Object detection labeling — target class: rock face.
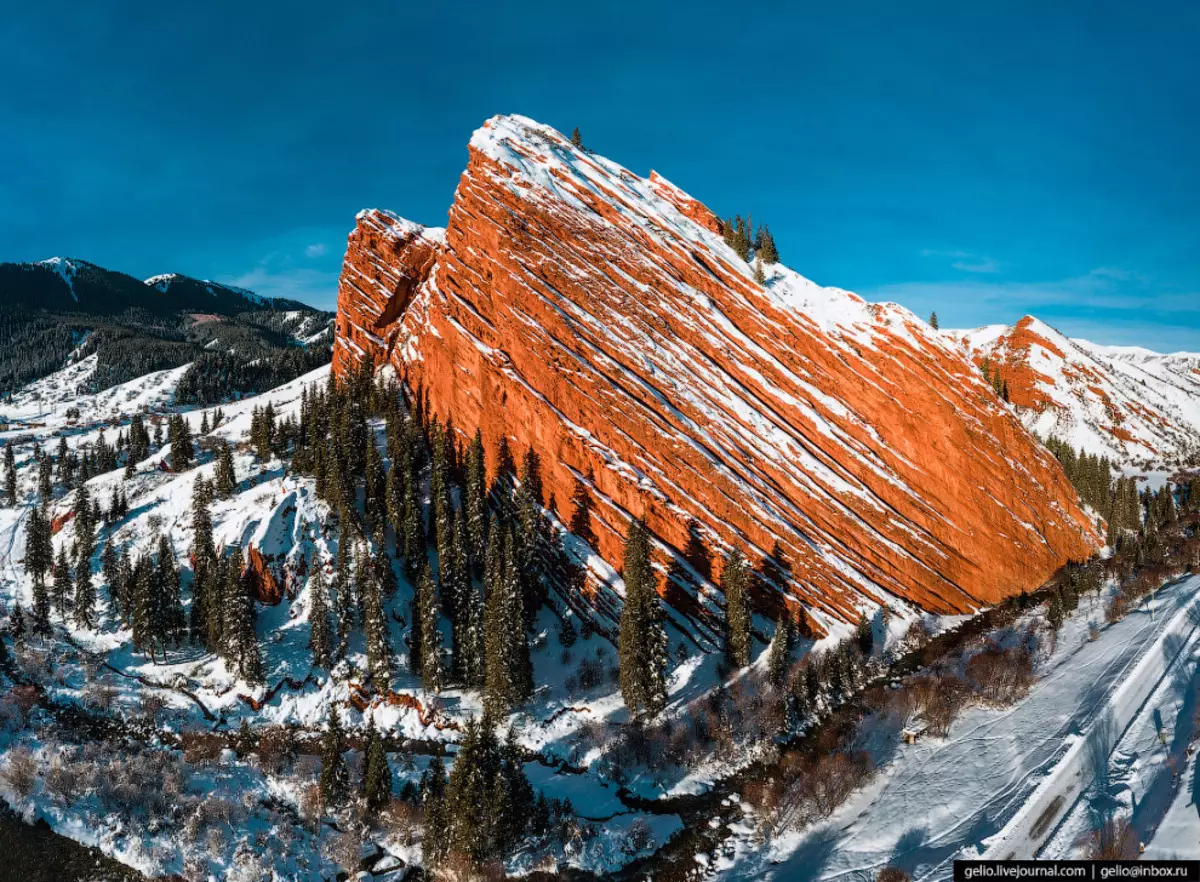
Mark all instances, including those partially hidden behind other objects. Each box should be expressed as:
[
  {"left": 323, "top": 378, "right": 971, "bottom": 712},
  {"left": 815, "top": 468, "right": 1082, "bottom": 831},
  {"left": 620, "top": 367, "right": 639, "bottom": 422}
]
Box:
[
  {"left": 334, "top": 114, "right": 1101, "bottom": 633},
  {"left": 953, "top": 317, "right": 1200, "bottom": 466}
]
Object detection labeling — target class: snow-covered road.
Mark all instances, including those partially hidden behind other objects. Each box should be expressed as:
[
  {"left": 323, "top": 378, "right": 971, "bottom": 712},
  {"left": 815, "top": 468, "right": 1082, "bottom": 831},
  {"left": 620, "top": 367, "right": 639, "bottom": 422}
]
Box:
[
  {"left": 985, "top": 577, "right": 1200, "bottom": 858},
  {"left": 729, "top": 575, "right": 1200, "bottom": 881}
]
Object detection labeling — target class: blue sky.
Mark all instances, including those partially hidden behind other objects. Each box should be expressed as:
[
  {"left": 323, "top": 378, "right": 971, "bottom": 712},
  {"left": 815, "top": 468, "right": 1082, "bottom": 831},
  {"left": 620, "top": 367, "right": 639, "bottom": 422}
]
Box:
[{"left": 2, "top": 1, "right": 1197, "bottom": 349}]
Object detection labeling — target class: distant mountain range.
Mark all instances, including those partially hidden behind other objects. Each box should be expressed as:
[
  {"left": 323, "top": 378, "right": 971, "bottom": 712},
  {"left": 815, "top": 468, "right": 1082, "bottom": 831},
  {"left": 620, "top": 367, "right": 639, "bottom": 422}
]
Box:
[
  {"left": 952, "top": 316, "right": 1200, "bottom": 468},
  {"left": 0, "top": 257, "right": 312, "bottom": 316},
  {"left": 0, "top": 257, "right": 333, "bottom": 401}
]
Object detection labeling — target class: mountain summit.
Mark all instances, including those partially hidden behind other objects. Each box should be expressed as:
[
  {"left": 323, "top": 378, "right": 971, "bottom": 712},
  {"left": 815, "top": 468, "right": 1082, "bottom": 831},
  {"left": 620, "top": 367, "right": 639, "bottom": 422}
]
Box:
[{"left": 332, "top": 114, "right": 1099, "bottom": 632}]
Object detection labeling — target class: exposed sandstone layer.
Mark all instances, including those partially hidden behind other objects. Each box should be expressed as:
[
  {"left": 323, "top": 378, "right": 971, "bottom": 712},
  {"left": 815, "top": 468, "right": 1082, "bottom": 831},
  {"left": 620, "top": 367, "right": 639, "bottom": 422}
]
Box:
[{"left": 334, "top": 115, "right": 1101, "bottom": 633}]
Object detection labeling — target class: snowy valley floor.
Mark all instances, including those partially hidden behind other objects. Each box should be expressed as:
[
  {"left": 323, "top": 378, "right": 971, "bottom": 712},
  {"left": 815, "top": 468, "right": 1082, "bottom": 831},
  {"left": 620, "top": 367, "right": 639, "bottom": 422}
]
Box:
[{"left": 713, "top": 576, "right": 1200, "bottom": 880}]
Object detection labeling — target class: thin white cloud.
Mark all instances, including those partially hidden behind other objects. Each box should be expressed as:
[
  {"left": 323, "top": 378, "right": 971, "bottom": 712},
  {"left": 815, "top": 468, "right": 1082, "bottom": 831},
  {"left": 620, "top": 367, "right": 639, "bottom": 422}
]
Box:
[
  {"left": 863, "top": 267, "right": 1199, "bottom": 351},
  {"left": 304, "top": 243, "right": 327, "bottom": 258},
  {"left": 921, "top": 248, "right": 1002, "bottom": 274},
  {"left": 218, "top": 252, "right": 338, "bottom": 310}
]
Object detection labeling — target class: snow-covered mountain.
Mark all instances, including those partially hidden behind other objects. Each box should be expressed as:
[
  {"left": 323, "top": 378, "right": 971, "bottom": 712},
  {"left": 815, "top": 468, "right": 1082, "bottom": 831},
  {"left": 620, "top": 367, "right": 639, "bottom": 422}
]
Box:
[
  {"left": 0, "top": 258, "right": 312, "bottom": 315},
  {"left": 333, "top": 114, "right": 1099, "bottom": 632},
  {"left": 951, "top": 316, "right": 1200, "bottom": 467}
]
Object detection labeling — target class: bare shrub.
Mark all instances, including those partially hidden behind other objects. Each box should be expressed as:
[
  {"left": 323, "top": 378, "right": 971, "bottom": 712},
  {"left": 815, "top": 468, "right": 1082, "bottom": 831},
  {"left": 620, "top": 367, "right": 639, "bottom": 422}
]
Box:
[
  {"left": 878, "top": 868, "right": 912, "bottom": 882},
  {"left": 1107, "top": 592, "right": 1129, "bottom": 624},
  {"left": 965, "top": 644, "right": 1035, "bottom": 705},
  {"left": 181, "top": 730, "right": 226, "bottom": 765},
  {"left": 1085, "top": 816, "right": 1138, "bottom": 859},
  {"left": 0, "top": 746, "right": 39, "bottom": 798},
  {"left": 44, "top": 750, "right": 83, "bottom": 803},
  {"left": 908, "top": 674, "right": 970, "bottom": 737},
  {"left": 255, "top": 724, "right": 296, "bottom": 774},
  {"left": 81, "top": 679, "right": 119, "bottom": 713},
  {"left": 382, "top": 798, "right": 422, "bottom": 846},
  {"left": 299, "top": 781, "right": 324, "bottom": 831},
  {"left": 324, "top": 827, "right": 364, "bottom": 873}
]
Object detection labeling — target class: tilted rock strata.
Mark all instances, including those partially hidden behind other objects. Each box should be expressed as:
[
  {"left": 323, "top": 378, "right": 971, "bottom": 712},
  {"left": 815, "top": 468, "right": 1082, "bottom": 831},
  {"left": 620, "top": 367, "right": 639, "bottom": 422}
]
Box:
[{"left": 334, "top": 115, "right": 1101, "bottom": 633}]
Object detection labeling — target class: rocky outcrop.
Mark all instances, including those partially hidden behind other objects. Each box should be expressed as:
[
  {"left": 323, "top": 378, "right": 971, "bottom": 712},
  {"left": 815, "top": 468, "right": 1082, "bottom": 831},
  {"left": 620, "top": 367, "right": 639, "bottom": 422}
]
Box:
[
  {"left": 244, "top": 545, "right": 284, "bottom": 606},
  {"left": 954, "top": 317, "right": 1200, "bottom": 466},
  {"left": 333, "top": 114, "right": 1101, "bottom": 633}
]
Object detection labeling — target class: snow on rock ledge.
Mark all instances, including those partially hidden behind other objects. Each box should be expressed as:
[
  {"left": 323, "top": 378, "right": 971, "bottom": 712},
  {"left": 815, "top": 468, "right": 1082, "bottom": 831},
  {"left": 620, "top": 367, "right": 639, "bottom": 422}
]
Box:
[{"left": 332, "top": 113, "right": 1101, "bottom": 633}]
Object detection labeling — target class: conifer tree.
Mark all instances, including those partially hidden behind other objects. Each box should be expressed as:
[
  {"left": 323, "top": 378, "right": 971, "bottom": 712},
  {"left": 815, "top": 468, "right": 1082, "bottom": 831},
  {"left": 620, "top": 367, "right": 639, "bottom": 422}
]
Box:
[
  {"left": 568, "top": 474, "right": 596, "bottom": 546},
  {"left": 190, "top": 478, "right": 217, "bottom": 644},
  {"left": 319, "top": 705, "right": 350, "bottom": 808},
  {"left": 38, "top": 455, "right": 52, "bottom": 501},
  {"left": 2, "top": 441, "right": 15, "bottom": 507},
  {"left": 364, "top": 432, "right": 386, "bottom": 528},
  {"left": 417, "top": 565, "right": 444, "bottom": 693},
  {"left": 25, "top": 505, "right": 52, "bottom": 593},
  {"left": 362, "top": 544, "right": 393, "bottom": 685},
  {"left": 223, "top": 547, "right": 261, "bottom": 681},
  {"left": 74, "top": 553, "right": 96, "bottom": 629},
  {"left": 115, "top": 546, "right": 134, "bottom": 625},
  {"left": 758, "top": 225, "right": 779, "bottom": 263},
  {"left": 215, "top": 441, "right": 237, "bottom": 498},
  {"left": 722, "top": 547, "right": 752, "bottom": 667},
  {"left": 131, "top": 552, "right": 156, "bottom": 657},
  {"left": 402, "top": 471, "right": 424, "bottom": 576},
  {"left": 52, "top": 545, "right": 73, "bottom": 621},
  {"left": 447, "top": 507, "right": 472, "bottom": 678},
  {"left": 156, "top": 535, "right": 186, "bottom": 647},
  {"left": 618, "top": 518, "right": 669, "bottom": 717},
  {"left": 855, "top": 611, "right": 873, "bottom": 656},
  {"left": 484, "top": 526, "right": 533, "bottom": 714},
  {"left": 308, "top": 563, "right": 334, "bottom": 668},
  {"left": 334, "top": 531, "right": 355, "bottom": 645},
  {"left": 362, "top": 717, "right": 393, "bottom": 813},
  {"left": 571, "top": 126, "right": 583, "bottom": 148},
  {"left": 768, "top": 614, "right": 791, "bottom": 687},
  {"left": 465, "top": 431, "right": 489, "bottom": 571},
  {"left": 928, "top": 311, "right": 939, "bottom": 330}
]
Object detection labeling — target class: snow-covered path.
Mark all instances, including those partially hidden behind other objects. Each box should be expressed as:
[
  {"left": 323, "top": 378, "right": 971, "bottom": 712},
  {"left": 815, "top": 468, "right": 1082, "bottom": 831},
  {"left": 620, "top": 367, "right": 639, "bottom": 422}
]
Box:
[
  {"left": 732, "top": 576, "right": 1200, "bottom": 881},
  {"left": 989, "top": 579, "right": 1200, "bottom": 858}
]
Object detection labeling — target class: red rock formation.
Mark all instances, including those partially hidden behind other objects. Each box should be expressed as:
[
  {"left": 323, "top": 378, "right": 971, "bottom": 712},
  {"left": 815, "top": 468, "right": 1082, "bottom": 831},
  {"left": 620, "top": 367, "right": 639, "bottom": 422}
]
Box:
[
  {"left": 334, "top": 115, "right": 1101, "bottom": 633},
  {"left": 244, "top": 545, "right": 283, "bottom": 606}
]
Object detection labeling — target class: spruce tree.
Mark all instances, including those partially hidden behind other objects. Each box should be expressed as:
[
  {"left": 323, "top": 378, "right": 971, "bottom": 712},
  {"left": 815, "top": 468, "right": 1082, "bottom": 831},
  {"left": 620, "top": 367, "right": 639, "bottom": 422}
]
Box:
[
  {"left": 571, "top": 126, "right": 583, "bottom": 148},
  {"left": 156, "top": 535, "right": 185, "bottom": 647},
  {"left": 362, "top": 717, "right": 393, "bottom": 813},
  {"left": 722, "top": 547, "right": 752, "bottom": 667},
  {"left": 618, "top": 518, "right": 669, "bottom": 717},
  {"left": 308, "top": 563, "right": 334, "bottom": 668},
  {"left": 568, "top": 475, "right": 596, "bottom": 546},
  {"left": 52, "top": 545, "right": 73, "bottom": 621},
  {"left": 483, "top": 526, "right": 532, "bottom": 714},
  {"left": 215, "top": 441, "right": 237, "bottom": 498},
  {"left": 465, "top": 430, "right": 489, "bottom": 572},
  {"left": 190, "top": 478, "right": 217, "bottom": 644},
  {"left": 362, "top": 544, "right": 393, "bottom": 685},
  {"left": 929, "top": 311, "right": 939, "bottom": 330},
  {"left": 417, "top": 565, "right": 444, "bottom": 693},
  {"left": 319, "top": 705, "right": 350, "bottom": 807},
  {"left": 73, "top": 554, "right": 96, "bottom": 629},
  {"left": 223, "top": 548, "right": 262, "bottom": 681},
  {"left": 38, "top": 455, "right": 52, "bottom": 501},
  {"left": 334, "top": 531, "right": 355, "bottom": 645},
  {"left": 2, "top": 441, "right": 15, "bottom": 506},
  {"left": 855, "top": 611, "right": 873, "bottom": 656},
  {"left": 768, "top": 614, "right": 791, "bottom": 687},
  {"left": 131, "top": 553, "right": 156, "bottom": 657}
]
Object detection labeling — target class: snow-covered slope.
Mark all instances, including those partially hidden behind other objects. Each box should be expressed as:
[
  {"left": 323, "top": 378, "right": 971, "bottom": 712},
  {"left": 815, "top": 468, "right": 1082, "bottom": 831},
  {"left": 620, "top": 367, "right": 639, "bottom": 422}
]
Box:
[{"left": 952, "top": 316, "right": 1200, "bottom": 466}]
